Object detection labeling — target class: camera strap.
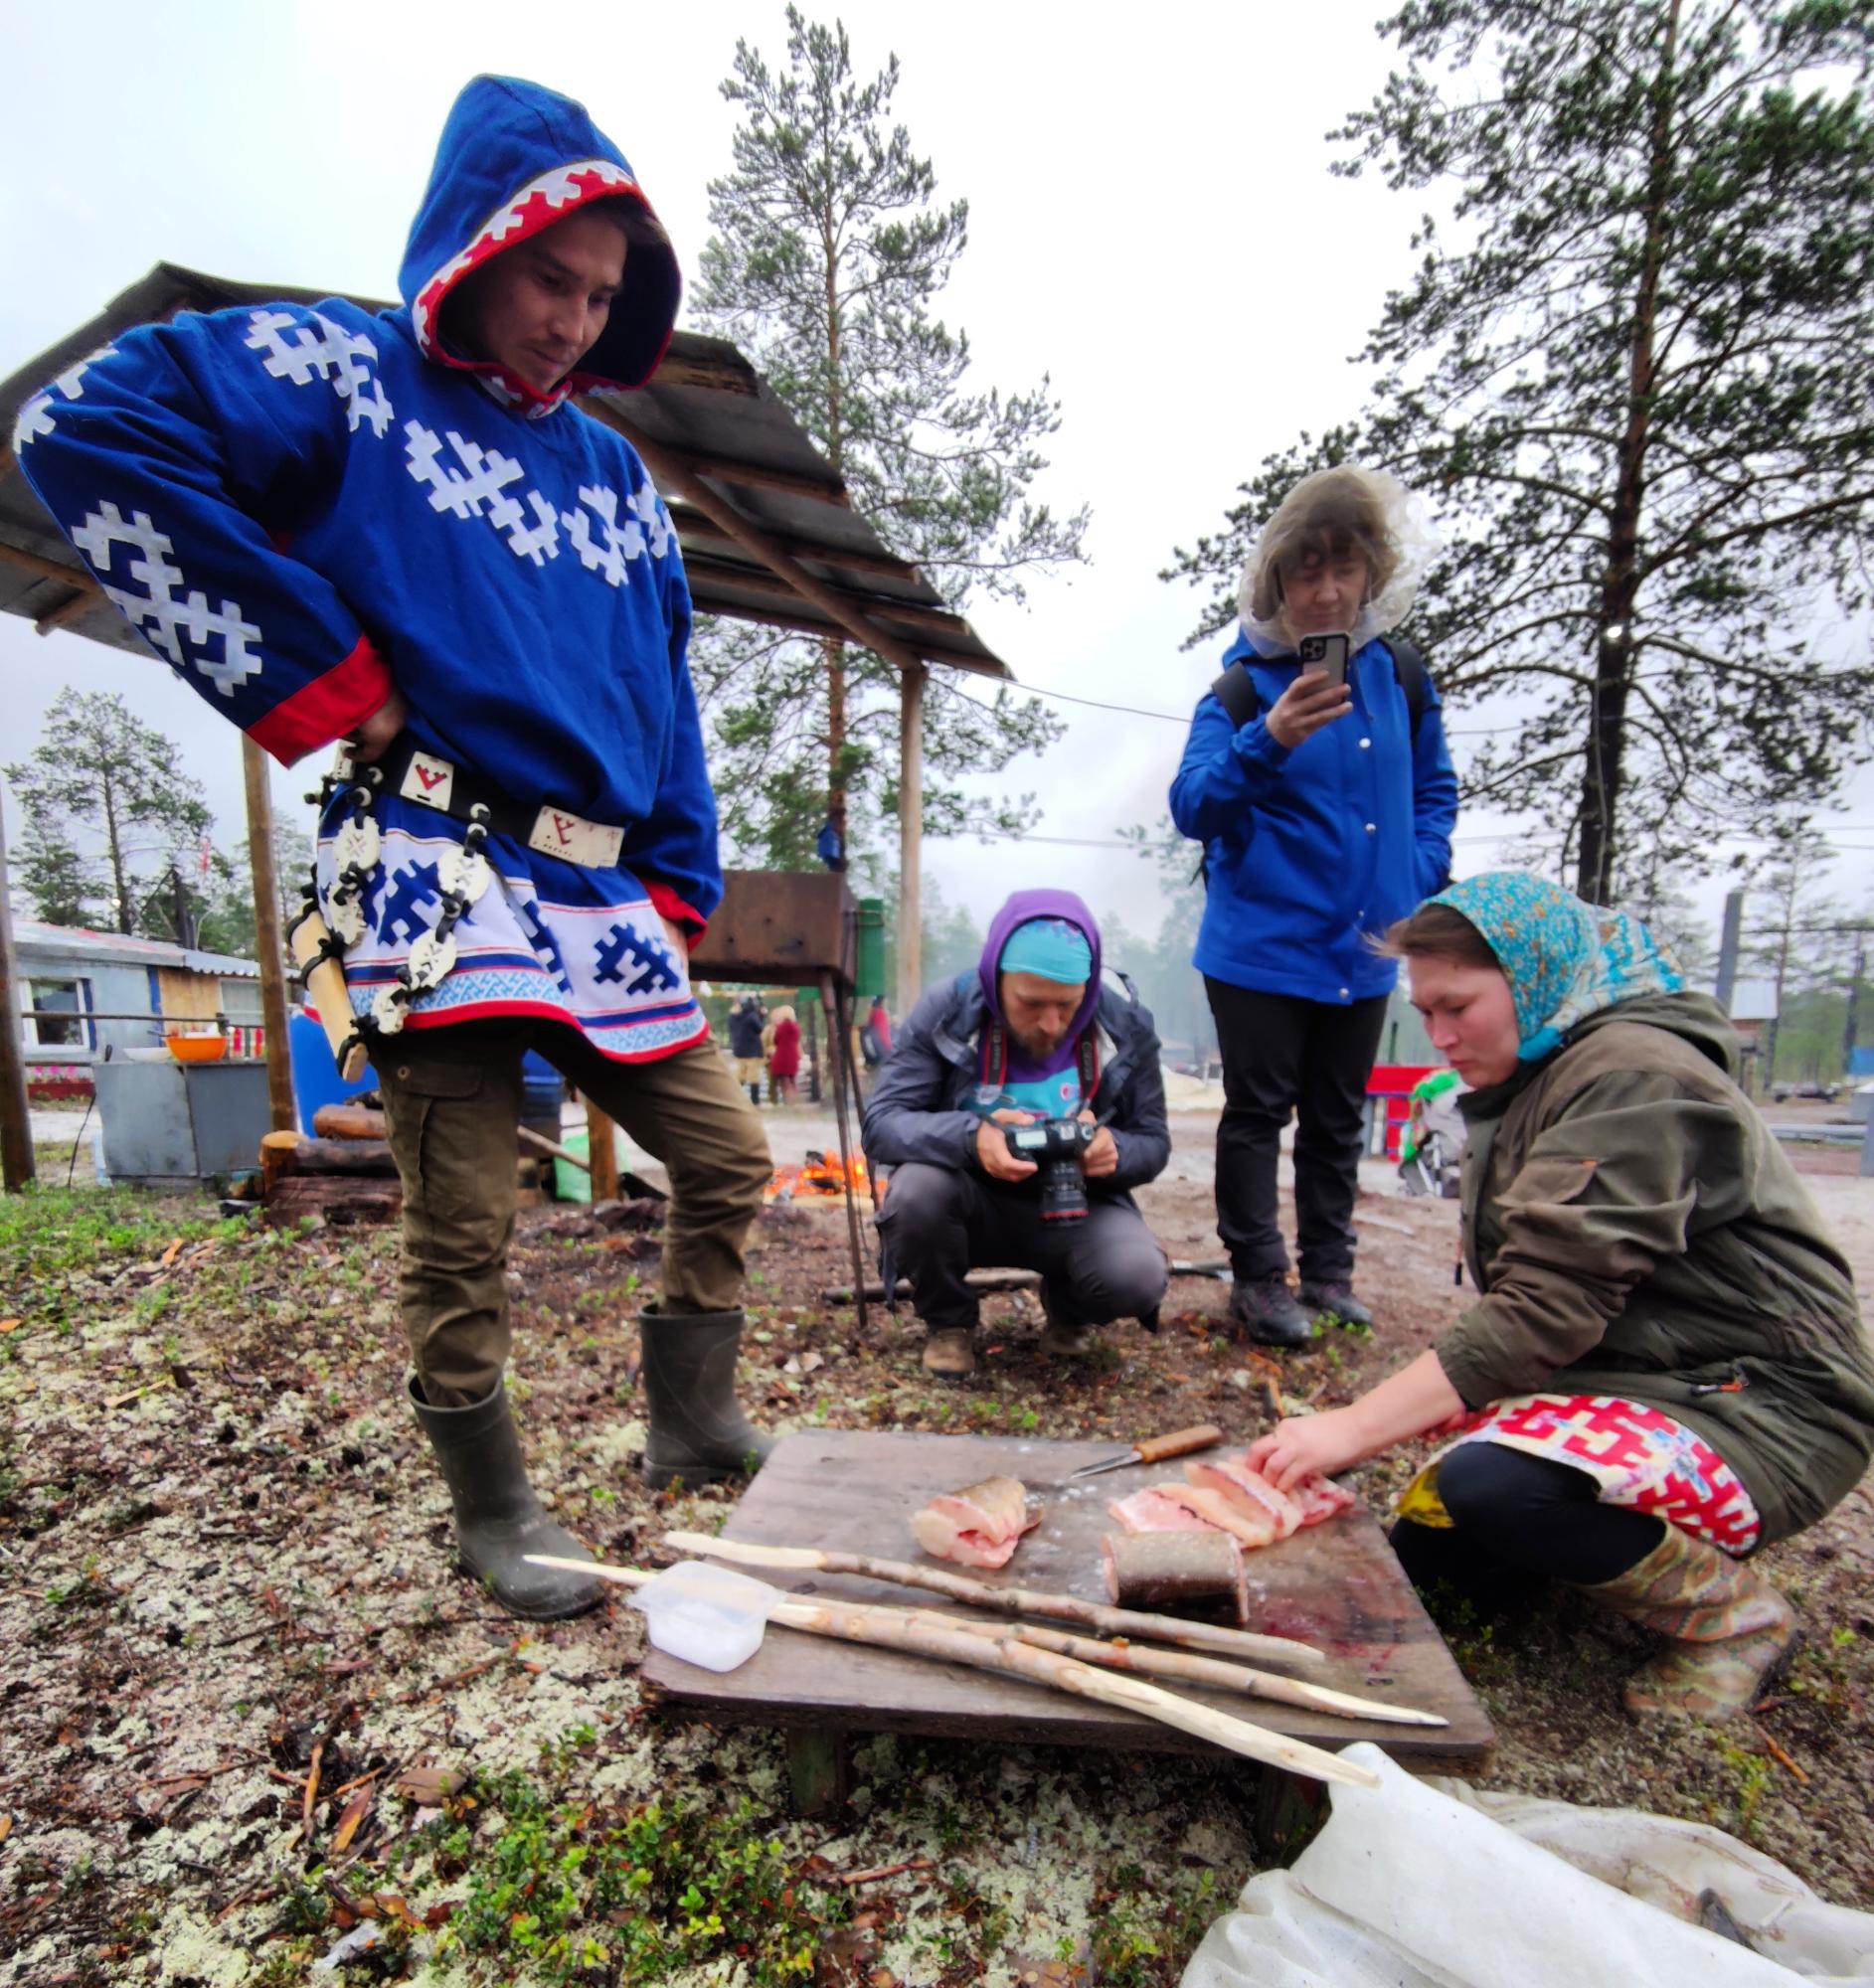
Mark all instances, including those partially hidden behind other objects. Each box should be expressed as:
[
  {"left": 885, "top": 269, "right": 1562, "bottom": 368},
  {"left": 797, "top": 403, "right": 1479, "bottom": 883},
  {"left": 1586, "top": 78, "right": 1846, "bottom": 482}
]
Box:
[{"left": 979, "top": 1021, "right": 1102, "bottom": 1107}]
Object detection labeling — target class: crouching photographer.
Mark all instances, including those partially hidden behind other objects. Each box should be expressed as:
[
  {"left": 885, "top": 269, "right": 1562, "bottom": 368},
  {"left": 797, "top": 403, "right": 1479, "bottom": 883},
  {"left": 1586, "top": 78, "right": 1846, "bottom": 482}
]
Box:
[{"left": 861, "top": 892, "right": 1171, "bottom": 1379}]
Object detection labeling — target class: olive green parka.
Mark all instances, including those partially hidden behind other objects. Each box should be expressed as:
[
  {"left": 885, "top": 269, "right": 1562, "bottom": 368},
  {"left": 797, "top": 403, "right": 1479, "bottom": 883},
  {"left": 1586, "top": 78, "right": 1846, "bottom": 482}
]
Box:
[{"left": 1437, "top": 992, "right": 1874, "bottom": 1547}]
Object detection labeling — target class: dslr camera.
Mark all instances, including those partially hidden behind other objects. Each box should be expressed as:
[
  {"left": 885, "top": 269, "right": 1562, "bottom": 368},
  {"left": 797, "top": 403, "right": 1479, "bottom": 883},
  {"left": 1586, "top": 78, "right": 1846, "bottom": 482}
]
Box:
[{"left": 1003, "top": 1117, "right": 1098, "bottom": 1223}]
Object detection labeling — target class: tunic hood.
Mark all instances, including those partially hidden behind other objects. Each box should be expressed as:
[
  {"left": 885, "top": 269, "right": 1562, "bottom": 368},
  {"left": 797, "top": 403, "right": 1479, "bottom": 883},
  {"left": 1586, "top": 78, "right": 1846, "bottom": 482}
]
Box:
[{"left": 400, "top": 75, "right": 681, "bottom": 413}]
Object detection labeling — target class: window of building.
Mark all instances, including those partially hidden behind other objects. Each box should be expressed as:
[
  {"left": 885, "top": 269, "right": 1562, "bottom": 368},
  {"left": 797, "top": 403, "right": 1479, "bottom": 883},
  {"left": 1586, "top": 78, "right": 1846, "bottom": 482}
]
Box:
[{"left": 28, "top": 977, "right": 93, "bottom": 1049}]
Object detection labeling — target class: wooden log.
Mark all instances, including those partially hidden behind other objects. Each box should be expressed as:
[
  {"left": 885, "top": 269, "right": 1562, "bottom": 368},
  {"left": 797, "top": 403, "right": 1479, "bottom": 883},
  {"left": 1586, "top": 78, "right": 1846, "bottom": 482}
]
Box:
[
  {"left": 517, "top": 1123, "right": 588, "bottom": 1172},
  {"left": 259, "top": 1129, "right": 300, "bottom": 1196},
  {"left": 660, "top": 1530, "right": 1324, "bottom": 1666},
  {"left": 263, "top": 1175, "right": 402, "bottom": 1227},
  {"left": 291, "top": 1136, "right": 398, "bottom": 1177},
  {"left": 1103, "top": 1532, "right": 1247, "bottom": 1626},
  {"left": 529, "top": 1560, "right": 1376, "bottom": 1788},
  {"left": 312, "top": 1103, "right": 387, "bottom": 1141}
]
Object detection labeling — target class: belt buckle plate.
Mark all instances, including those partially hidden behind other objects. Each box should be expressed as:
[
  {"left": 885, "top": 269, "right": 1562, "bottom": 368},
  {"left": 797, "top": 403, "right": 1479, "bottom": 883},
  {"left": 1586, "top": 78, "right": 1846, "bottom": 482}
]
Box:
[
  {"left": 528, "top": 805, "right": 624, "bottom": 869},
  {"left": 401, "top": 750, "right": 457, "bottom": 811}
]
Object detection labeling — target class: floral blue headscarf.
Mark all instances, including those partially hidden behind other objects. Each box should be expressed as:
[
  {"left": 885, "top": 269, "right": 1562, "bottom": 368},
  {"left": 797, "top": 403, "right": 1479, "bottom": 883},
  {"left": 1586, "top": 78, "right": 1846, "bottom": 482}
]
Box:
[{"left": 1427, "top": 872, "right": 1684, "bottom": 1065}]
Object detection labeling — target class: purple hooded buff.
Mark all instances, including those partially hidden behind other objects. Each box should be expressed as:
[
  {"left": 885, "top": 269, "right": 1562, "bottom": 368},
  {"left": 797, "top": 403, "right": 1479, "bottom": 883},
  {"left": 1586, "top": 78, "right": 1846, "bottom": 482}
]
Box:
[{"left": 977, "top": 889, "right": 1103, "bottom": 1082}]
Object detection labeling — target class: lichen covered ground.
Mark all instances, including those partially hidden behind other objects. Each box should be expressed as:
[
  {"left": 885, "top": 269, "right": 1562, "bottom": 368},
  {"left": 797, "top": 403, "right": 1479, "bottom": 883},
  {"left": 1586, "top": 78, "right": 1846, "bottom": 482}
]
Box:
[{"left": 2, "top": 1114, "right": 1868, "bottom": 1985}]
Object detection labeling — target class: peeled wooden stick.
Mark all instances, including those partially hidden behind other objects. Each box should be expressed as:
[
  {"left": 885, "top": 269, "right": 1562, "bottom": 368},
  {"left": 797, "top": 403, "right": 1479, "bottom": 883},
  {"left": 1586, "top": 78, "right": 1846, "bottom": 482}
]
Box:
[
  {"left": 660, "top": 1530, "right": 1324, "bottom": 1666},
  {"left": 914, "top": 1610, "right": 1444, "bottom": 1728},
  {"left": 527, "top": 1559, "right": 1375, "bottom": 1787}
]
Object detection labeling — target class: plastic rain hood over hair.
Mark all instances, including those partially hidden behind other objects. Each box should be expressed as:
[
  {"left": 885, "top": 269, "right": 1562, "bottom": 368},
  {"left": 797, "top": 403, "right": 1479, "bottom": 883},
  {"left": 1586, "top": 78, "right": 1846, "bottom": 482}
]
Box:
[{"left": 1236, "top": 469, "right": 1442, "bottom": 657}]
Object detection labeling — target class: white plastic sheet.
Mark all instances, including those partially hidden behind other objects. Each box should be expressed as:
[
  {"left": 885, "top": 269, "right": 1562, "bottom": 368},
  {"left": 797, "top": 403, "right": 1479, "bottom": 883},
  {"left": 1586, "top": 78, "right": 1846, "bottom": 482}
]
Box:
[{"left": 1180, "top": 1744, "right": 1874, "bottom": 1988}]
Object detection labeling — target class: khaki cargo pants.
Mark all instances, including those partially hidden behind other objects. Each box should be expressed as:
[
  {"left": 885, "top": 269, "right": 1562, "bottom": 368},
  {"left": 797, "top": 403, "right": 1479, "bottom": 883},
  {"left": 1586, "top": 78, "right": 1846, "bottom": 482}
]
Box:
[{"left": 374, "top": 1021, "right": 770, "bottom": 1407}]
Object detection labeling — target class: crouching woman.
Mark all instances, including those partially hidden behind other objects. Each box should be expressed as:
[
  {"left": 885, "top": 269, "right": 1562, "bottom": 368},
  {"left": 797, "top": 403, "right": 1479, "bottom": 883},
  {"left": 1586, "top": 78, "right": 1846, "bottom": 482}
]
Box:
[{"left": 1249, "top": 872, "right": 1874, "bottom": 1720}]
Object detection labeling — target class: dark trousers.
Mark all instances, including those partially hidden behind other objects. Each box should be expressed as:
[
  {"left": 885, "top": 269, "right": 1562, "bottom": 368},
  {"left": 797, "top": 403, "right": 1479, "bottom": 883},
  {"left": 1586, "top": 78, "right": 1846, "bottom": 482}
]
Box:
[
  {"left": 875, "top": 1162, "right": 1168, "bottom": 1333},
  {"left": 1391, "top": 1443, "right": 1666, "bottom": 1600},
  {"left": 1204, "top": 980, "right": 1390, "bottom": 1284},
  {"left": 375, "top": 1021, "right": 769, "bottom": 1406}
]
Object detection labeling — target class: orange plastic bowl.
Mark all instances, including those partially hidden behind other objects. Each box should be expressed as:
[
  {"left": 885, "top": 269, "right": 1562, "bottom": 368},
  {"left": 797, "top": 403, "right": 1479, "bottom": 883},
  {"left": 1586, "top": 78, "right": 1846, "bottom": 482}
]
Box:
[{"left": 165, "top": 1033, "right": 228, "bottom": 1065}]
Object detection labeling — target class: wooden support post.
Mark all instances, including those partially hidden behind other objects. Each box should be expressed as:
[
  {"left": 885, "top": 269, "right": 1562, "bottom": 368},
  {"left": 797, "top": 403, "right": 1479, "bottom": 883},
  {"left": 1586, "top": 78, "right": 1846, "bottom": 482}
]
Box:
[
  {"left": 0, "top": 789, "right": 37, "bottom": 1191},
  {"left": 586, "top": 1099, "right": 620, "bottom": 1203},
  {"left": 897, "top": 663, "right": 927, "bottom": 1020},
  {"left": 242, "top": 739, "right": 297, "bottom": 1133},
  {"left": 819, "top": 971, "right": 871, "bottom": 1342},
  {"left": 784, "top": 1729, "right": 850, "bottom": 1818}
]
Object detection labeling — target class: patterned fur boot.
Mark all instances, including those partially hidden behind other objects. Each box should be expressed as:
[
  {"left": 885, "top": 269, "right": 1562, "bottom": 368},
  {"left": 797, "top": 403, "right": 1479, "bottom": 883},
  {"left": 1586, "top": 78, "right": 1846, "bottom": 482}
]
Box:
[{"left": 1579, "top": 1524, "right": 1797, "bottom": 1720}]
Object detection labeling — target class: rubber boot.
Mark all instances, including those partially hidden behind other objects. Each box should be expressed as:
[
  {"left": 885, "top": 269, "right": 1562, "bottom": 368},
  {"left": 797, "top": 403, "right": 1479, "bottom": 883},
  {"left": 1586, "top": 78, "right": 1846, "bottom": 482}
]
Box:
[
  {"left": 1577, "top": 1524, "right": 1798, "bottom": 1720},
  {"left": 639, "top": 1304, "right": 774, "bottom": 1490},
  {"left": 409, "top": 1375, "right": 599, "bottom": 1620}
]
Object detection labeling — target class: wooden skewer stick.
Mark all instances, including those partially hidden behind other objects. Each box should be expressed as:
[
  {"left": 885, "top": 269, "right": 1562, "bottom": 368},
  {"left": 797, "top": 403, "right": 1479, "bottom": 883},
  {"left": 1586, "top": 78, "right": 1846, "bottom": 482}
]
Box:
[
  {"left": 912, "top": 1609, "right": 1444, "bottom": 1728},
  {"left": 659, "top": 1530, "right": 1325, "bottom": 1666},
  {"left": 527, "top": 1559, "right": 1376, "bottom": 1788}
]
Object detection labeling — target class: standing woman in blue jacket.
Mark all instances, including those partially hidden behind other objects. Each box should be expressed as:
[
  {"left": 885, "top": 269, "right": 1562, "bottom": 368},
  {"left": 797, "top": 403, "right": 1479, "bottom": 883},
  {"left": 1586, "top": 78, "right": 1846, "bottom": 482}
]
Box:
[{"left": 1170, "top": 468, "right": 1458, "bottom": 1344}]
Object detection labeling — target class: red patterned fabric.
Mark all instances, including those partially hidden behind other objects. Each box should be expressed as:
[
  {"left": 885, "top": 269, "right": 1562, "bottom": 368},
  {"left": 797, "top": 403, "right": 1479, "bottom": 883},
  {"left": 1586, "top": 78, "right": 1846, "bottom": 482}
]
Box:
[{"left": 1436, "top": 1393, "right": 1762, "bottom": 1555}]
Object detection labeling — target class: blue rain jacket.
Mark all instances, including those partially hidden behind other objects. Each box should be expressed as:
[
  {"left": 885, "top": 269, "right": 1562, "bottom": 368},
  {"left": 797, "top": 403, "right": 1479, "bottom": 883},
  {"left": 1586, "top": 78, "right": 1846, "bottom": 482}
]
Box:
[{"left": 1169, "top": 631, "right": 1458, "bottom": 1003}]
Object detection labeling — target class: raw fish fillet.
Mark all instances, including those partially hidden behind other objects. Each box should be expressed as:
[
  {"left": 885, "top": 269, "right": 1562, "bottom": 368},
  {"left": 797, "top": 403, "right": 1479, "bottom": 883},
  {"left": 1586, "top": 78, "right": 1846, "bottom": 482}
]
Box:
[
  {"left": 1184, "top": 1456, "right": 1305, "bottom": 1542},
  {"left": 1141, "top": 1480, "right": 1284, "bottom": 1550},
  {"left": 1107, "top": 1487, "right": 1219, "bottom": 1535},
  {"left": 1286, "top": 1472, "right": 1356, "bottom": 1528},
  {"left": 912, "top": 1474, "right": 1041, "bottom": 1569}
]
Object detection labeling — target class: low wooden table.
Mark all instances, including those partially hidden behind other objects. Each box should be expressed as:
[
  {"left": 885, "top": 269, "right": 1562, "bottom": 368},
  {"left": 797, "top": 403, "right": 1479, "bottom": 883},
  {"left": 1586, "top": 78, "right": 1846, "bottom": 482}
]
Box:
[{"left": 641, "top": 1430, "right": 1494, "bottom": 1812}]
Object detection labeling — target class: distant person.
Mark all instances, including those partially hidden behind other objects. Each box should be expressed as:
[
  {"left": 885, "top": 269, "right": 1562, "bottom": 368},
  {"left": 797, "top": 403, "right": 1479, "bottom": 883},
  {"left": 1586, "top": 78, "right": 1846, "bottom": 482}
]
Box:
[
  {"left": 862, "top": 892, "right": 1169, "bottom": 1378},
  {"left": 768, "top": 1004, "right": 801, "bottom": 1104},
  {"left": 860, "top": 994, "right": 892, "bottom": 1071},
  {"left": 728, "top": 993, "right": 767, "bottom": 1107},
  {"left": 1169, "top": 466, "right": 1457, "bottom": 1346},
  {"left": 1251, "top": 873, "right": 1874, "bottom": 1721}
]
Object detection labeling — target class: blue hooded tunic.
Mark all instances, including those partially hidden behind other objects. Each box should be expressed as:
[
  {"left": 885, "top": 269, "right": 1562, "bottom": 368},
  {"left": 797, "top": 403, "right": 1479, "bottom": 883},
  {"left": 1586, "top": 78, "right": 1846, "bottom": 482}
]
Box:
[{"left": 15, "top": 76, "right": 716, "bottom": 1063}]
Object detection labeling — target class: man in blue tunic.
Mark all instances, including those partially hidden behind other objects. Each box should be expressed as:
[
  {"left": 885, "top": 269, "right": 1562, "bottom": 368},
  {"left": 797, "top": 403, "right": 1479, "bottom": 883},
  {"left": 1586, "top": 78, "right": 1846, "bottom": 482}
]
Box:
[{"left": 15, "top": 76, "right": 772, "bottom": 1617}]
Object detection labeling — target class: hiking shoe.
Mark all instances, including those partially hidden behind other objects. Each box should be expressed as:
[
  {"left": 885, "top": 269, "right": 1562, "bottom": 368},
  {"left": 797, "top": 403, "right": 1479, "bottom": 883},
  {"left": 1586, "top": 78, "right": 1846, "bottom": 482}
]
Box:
[
  {"left": 921, "top": 1327, "right": 977, "bottom": 1378},
  {"left": 1227, "top": 1277, "right": 1311, "bottom": 1347},
  {"left": 1300, "top": 1280, "right": 1373, "bottom": 1330},
  {"left": 1039, "top": 1319, "right": 1097, "bottom": 1359}
]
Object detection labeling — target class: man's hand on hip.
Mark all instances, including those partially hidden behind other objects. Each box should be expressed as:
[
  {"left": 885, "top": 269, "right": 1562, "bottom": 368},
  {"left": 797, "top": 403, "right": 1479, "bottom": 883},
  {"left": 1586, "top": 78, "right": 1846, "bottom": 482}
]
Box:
[
  {"left": 658, "top": 913, "right": 691, "bottom": 962},
  {"left": 348, "top": 686, "right": 410, "bottom": 763},
  {"left": 976, "top": 1108, "right": 1039, "bottom": 1182}
]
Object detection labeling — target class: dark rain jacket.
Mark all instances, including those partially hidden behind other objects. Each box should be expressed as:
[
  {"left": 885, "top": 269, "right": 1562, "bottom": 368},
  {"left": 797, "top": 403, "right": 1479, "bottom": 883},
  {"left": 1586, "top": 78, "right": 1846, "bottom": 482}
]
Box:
[
  {"left": 1438, "top": 991, "right": 1874, "bottom": 1547},
  {"left": 862, "top": 973, "right": 1171, "bottom": 1201}
]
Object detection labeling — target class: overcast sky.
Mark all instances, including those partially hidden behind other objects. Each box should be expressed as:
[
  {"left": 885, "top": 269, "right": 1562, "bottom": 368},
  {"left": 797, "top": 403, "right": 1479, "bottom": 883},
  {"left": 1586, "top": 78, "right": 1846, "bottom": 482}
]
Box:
[{"left": 4, "top": 0, "right": 1869, "bottom": 958}]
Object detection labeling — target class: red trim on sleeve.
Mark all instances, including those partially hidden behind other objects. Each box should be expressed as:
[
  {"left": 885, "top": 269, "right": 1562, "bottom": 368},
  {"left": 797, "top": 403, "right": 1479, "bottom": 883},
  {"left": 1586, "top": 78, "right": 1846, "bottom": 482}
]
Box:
[
  {"left": 645, "top": 879, "right": 708, "bottom": 941},
  {"left": 248, "top": 635, "right": 394, "bottom": 765}
]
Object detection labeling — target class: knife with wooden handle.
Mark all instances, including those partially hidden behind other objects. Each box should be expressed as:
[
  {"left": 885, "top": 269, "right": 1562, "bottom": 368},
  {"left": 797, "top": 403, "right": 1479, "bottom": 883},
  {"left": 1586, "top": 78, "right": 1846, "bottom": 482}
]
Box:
[{"left": 1067, "top": 1424, "right": 1224, "bottom": 1480}]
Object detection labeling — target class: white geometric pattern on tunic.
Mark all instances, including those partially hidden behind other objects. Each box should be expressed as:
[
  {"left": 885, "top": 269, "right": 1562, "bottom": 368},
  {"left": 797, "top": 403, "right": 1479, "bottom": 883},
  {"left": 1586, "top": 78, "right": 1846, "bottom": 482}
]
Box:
[
  {"left": 70, "top": 501, "right": 262, "bottom": 695},
  {"left": 315, "top": 821, "right": 707, "bottom": 1063},
  {"left": 402, "top": 419, "right": 562, "bottom": 565},
  {"left": 11, "top": 346, "right": 119, "bottom": 453},
  {"left": 563, "top": 483, "right": 643, "bottom": 585},
  {"left": 244, "top": 310, "right": 394, "bottom": 438}
]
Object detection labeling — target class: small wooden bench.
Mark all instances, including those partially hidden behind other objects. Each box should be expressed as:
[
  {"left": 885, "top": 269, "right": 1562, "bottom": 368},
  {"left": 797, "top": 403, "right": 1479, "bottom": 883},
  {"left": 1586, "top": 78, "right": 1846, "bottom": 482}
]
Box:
[{"left": 641, "top": 1430, "right": 1493, "bottom": 1816}]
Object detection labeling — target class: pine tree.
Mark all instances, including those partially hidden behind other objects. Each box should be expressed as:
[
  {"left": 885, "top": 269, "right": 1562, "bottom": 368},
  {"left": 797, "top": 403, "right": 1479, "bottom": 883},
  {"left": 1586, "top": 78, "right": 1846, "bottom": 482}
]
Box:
[
  {"left": 14, "top": 810, "right": 100, "bottom": 928},
  {"left": 692, "top": 7, "right": 1087, "bottom": 867},
  {"left": 6, "top": 692, "right": 212, "bottom": 934},
  {"left": 1163, "top": 1, "right": 1874, "bottom": 903}
]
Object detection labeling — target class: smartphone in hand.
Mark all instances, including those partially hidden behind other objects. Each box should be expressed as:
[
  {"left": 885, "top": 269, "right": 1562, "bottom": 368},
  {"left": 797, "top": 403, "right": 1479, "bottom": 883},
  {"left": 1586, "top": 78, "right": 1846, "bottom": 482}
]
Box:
[{"left": 1296, "top": 632, "right": 1351, "bottom": 687}]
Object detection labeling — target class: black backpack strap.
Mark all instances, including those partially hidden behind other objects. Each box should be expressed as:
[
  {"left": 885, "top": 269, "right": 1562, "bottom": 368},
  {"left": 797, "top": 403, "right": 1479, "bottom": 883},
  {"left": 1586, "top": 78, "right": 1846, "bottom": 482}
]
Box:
[
  {"left": 1209, "top": 660, "right": 1261, "bottom": 729},
  {"left": 1383, "top": 635, "right": 1431, "bottom": 740}
]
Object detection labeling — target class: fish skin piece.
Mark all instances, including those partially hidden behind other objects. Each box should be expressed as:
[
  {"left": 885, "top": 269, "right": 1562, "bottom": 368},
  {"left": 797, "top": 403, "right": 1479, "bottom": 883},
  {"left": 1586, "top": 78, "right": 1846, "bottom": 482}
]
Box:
[
  {"left": 1106, "top": 1487, "right": 1220, "bottom": 1535},
  {"left": 1185, "top": 1457, "right": 1305, "bottom": 1541},
  {"left": 912, "top": 1474, "right": 1041, "bottom": 1567}
]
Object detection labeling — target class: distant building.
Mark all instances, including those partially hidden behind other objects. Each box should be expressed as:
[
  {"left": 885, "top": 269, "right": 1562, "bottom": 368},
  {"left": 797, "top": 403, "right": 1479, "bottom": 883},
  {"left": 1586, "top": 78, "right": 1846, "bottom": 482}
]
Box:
[{"left": 13, "top": 920, "right": 262, "bottom": 1082}]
